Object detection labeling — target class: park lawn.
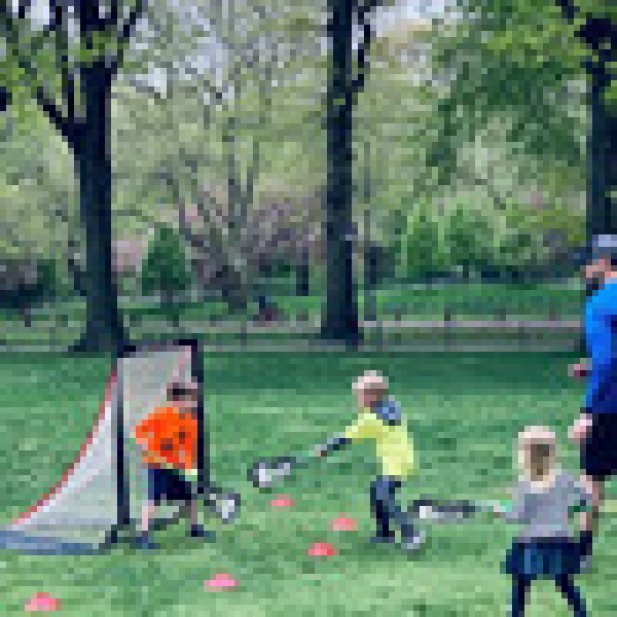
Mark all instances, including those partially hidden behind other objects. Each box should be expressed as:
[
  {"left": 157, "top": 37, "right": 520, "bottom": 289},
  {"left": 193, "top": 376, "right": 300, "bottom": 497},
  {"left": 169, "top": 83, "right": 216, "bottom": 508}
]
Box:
[{"left": 0, "top": 351, "right": 615, "bottom": 616}]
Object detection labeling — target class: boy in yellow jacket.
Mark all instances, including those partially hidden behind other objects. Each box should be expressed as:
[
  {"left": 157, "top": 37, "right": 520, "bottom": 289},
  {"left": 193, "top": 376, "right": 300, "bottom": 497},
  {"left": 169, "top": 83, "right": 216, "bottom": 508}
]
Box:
[{"left": 315, "top": 370, "right": 423, "bottom": 552}]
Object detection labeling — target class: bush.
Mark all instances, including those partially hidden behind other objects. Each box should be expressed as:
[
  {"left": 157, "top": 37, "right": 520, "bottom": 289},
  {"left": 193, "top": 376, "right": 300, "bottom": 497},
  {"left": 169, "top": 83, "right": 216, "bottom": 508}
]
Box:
[
  {"left": 399, "top": 204, "right": 448, "bottom": 281},
  {"left": 443, "top": 203, "right": 496, "bottom": 280},
  {"left": 0, "top": 257, "right": 58, "bottom": 325},
  {"left": 141, "top": 224, "right": 192, "bottom": 325}
]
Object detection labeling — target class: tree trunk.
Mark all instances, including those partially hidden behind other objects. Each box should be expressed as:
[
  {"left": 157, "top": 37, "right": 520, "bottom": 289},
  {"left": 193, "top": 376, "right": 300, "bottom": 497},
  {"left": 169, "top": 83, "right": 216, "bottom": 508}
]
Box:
[
  {"left": 295, "top": 249, "right": 310, "bottom": 297},
  {"left": 71, "top": 63, "right": 126, "bottom": 353},
  {"left": 321, "top": 0, "right": 360, "bottom": 348},
  {"left": 364, "top": 244, "right": 379, "bottom": 322},
  {"left": 587, "top": 65, "right": 617, "bottom": 238}
]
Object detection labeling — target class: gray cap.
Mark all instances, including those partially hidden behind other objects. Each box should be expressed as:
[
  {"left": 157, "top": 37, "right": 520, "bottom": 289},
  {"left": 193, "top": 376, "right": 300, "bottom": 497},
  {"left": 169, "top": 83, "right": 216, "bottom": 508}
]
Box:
[{"left": 591, "top": 234, "right": 617, "bottom": 261}]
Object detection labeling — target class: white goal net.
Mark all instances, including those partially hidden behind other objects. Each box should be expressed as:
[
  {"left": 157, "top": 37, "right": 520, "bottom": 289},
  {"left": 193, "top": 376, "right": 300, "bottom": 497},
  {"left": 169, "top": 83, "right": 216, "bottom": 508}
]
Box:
[{"left": 0, "top": 341, "right": 199, "bottom": 555}]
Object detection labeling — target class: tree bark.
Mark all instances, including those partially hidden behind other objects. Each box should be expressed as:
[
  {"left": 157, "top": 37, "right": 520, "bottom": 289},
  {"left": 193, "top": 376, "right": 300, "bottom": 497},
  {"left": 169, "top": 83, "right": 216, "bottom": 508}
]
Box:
[
  {"left": 321, "top": 0, "right": 360, "bottom": 347},
  {"left": 70, "top": 63, "right": 126, "bottom": 353},
  {"left": 295, "top": 248, "right": 310, "bottom": 297},
  {"left": 587, "top": 63, "right": 617, "bottom": 237}
]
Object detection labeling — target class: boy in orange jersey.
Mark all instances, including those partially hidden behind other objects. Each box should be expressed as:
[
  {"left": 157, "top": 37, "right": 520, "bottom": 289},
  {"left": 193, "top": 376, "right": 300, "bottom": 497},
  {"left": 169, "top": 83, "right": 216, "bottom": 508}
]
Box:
[{"left": 132, "top": 381, "right": 214, "bottom": 549}]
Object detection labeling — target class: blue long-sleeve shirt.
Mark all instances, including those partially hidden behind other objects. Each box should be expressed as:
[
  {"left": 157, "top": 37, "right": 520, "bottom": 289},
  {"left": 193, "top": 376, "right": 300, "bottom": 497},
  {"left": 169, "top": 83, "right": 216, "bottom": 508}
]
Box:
[{"left": 584, "top": 280, "right": 617, "bottom": 414}]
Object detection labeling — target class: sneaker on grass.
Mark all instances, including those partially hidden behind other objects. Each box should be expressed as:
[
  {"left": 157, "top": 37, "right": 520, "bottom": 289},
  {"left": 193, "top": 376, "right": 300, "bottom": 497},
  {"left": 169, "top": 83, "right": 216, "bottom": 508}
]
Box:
[
  {"left": 133, "top": 534, "right": 160, "bottom": 550},
  {"left": 189, "top": 525, "right": 216, "bottom": 542},
  {"left": 368, "top": 534, "right": 397, "bottom": 545},
  {"left": 401, "top": 530, "right": 426, "bottom": 553}
]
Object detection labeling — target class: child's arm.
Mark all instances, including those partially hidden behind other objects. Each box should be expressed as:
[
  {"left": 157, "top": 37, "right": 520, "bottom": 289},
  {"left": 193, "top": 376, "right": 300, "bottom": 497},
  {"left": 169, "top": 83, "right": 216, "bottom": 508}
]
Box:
[
  {"left": 495, "top": 482, "right": 530, "bottom": 524},
  {"left": 312, "top": 432, "right": 350, "bottom": 458},
  {"left": 567, "top": 474, "right": 594, "bottom": 513},
  {"left": 313, "top": 412, "right": 379, "bottom": 458}
]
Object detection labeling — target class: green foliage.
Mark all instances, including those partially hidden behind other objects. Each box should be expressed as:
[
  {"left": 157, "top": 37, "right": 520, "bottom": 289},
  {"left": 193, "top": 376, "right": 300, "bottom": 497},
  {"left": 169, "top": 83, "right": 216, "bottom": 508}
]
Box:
[
  {"left": 431, "top": 2, "right": 588, "bottom": 187},
  {"left": 400, "top": 204, "right": 447, "bottom": 279},
  {"left": 141, "top": 224, "right": 192, "bottom": 321},
  {"left": 443, "top": 204, "right": 496, "bottom": 278}
]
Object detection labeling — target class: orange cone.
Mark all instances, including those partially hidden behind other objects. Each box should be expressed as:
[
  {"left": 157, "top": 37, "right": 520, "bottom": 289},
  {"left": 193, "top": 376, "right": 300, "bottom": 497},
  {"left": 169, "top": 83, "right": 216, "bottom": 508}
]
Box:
[
  {"left": 331, "top": 516, "right": 358, "bottom": 532},
  {"left": 204, "top": 573, "right": 239, "bottom": 591},
  {"left": 24, "top": 593, "right": 61, "bottom": 612},
  {"left": 307, "top": 542, "right": 337, "bottom": 557},
  {"left": 271, "top": 495, "right": 295, "bottom": 508}
]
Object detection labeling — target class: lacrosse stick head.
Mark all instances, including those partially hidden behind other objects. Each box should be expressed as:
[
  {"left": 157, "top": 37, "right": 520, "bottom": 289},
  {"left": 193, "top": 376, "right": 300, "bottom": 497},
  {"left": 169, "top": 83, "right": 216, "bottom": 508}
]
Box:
[
  {"left": 248, "top": 456, "right": 295, "bottom": 490},
  {"left": 207, "top": 490, "right": 241, "bottom": 524},
  {"left": 410, "top": 498, "right": 493, "bottom": 523}
]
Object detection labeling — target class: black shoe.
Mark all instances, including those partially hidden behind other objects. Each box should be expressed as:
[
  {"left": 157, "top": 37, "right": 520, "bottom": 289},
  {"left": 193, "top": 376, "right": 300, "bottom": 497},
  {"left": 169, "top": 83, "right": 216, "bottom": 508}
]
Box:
[
  {"left": 369, "top": 534, "right": 396, "bottom": 545},
  {"left": 189, "top": 525, "right": 216, "bottom": 542},
  {"left": 133, "top": 534, "right": 160, "bottom": 550},
  {"left": 401, "top": 530, "right": 426, "bottom": 553}
]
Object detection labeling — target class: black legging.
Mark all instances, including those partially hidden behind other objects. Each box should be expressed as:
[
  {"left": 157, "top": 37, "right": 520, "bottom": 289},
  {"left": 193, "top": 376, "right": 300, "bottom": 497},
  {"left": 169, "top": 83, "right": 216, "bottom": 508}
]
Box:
[{"left": 510, "top": 575, "right": 587, "bottom": 616}]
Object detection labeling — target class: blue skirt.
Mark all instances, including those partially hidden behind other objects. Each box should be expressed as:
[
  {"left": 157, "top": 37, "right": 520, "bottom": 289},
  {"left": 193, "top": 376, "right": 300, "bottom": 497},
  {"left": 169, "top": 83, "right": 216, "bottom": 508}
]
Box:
[{"left": 503, "top": 538, "right": 582, "bottom": 578}]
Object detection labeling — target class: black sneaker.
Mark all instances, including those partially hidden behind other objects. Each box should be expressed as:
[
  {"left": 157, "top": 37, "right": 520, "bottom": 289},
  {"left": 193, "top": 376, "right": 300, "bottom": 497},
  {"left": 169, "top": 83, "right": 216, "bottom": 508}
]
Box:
[
  {"left": 401, "top": 530, "right": 426, "bottom": 553},
  {"left": 189, "top": 525, "right": 216, "bottom": 542},
  {"left": 369, "top": 534, "right": 396, "bottom": 545},
  {"left": 133, "top": 534, "right": 160, "bottom": 550}
]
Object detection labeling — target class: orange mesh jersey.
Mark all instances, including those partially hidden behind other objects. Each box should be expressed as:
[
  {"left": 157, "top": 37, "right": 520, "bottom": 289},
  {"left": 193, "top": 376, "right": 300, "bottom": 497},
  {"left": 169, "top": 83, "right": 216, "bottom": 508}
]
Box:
[{"left": 133, "top": 406, "right": 199, "bottom": 471}]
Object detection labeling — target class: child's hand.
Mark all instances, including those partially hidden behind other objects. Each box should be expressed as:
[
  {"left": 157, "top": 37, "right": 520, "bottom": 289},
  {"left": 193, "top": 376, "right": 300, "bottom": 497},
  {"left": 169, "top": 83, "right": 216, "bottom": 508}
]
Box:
[{"left": 184, "top": 468, "right": 199, "bottom": 482}]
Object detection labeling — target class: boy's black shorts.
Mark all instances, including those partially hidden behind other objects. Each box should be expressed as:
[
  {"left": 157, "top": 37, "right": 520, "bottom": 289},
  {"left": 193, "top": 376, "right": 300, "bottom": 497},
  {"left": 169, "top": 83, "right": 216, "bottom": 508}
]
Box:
[
  {"left": 147, "top": 467, "right": 194, "bottom": 505},
  {"left": 581, "top": 413, "right": 617, "bottom": 480}
]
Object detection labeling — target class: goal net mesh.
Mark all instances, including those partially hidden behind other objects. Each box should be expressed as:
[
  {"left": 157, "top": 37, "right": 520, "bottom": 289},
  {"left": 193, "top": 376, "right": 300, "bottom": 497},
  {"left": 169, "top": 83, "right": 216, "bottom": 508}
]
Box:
[{"left": 0, "top": 342, "right": 195, "bottom": 554}]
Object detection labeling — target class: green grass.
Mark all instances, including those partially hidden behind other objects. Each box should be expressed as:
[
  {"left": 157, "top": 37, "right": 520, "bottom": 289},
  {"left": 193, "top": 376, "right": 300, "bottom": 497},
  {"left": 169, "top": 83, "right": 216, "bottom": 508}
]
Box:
[{"left": 0, "top": 351, "right": 615, "bottom": 616}]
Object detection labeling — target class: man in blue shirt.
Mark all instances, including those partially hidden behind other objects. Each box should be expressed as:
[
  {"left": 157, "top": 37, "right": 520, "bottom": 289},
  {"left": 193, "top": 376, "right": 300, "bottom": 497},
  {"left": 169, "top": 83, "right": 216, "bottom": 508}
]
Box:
[{"left": 568, "top": 234, "right": 617, "bottom": 564}]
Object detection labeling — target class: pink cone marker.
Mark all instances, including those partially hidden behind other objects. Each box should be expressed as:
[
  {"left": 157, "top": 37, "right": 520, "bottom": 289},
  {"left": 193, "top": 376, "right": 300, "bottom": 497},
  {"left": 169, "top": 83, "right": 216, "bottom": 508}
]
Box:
[
  {"left": 331, "top": 516, "right": 358, "bottom": 532},
  {"left": 307, "top": 542, "right": 337, "bottom": 557},
  {"left": 271, "top": 495, "right": 295, "bottom": 508},
  {"left": 204, "top": 573, "right": 239, "bottom": 591},
  {"left": 24, "top": 593, "right": 61, "bottom": 612}
]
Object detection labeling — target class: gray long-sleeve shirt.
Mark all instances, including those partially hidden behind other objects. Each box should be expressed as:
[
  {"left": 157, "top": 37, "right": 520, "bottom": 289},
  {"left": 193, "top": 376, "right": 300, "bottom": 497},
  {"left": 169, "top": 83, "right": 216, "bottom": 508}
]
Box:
[{"left": 504, "top": 471, "right": 592, "bottom": 541}]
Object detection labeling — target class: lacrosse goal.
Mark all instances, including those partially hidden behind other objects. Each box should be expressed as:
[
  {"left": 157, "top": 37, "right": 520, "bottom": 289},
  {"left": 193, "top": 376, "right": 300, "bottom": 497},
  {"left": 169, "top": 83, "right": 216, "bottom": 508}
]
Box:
[{"left": 0, "top": 338, "right": 207, "bottom": 555}]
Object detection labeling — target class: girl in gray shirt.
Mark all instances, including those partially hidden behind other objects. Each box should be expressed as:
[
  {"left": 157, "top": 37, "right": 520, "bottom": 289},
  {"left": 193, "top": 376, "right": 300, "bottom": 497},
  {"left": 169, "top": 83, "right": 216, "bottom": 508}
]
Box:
[{"left": 496, "top": 426, "right": 591, "bottom": 617}]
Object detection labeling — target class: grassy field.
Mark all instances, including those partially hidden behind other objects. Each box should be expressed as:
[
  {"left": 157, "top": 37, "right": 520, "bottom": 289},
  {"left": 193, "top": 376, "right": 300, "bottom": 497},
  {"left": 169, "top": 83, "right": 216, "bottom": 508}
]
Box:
[{"left": 0, "top": 351, "right": 615, "bottom": 616}]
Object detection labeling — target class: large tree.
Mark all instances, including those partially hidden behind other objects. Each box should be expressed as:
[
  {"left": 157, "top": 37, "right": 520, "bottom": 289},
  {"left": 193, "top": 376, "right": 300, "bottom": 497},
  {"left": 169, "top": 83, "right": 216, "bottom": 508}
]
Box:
[
  {"left": 321, "top": 0, "right": 386, "bottom": 347},
  {"left": 430, "top": 1, "right": 616, "bottom": 240},
  {"left": 555, "top": 1, "right": 617, "bottom": 236},
  {"left": 1, "top": 0, "right": 147, "bottom": 352}
]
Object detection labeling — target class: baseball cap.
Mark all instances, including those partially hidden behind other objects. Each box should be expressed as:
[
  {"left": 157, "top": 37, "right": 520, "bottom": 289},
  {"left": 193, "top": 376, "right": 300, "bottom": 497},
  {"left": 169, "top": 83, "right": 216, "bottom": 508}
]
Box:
[{"left": 590, "top": 234, "right": 617, "bottom": 261}]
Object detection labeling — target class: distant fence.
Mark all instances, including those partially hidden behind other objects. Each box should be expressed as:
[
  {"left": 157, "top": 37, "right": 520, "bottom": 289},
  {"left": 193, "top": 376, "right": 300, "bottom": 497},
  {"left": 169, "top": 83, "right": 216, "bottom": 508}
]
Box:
[{"left": 0, "top": 280, "right": 584, "bottom": 352}]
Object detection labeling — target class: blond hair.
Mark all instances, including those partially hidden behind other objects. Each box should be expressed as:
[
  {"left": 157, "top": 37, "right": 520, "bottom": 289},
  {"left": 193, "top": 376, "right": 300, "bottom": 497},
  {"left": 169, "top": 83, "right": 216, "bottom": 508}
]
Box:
[{"left": 352, "top": 370, "right": 388, "bottom": 394}]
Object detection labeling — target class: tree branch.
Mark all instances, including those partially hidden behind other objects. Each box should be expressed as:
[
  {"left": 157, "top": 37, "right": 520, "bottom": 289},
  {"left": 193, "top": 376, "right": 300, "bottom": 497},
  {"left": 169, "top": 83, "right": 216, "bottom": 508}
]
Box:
[
  {"left": 48, "top": 0, "right": 76, "bottom": 124},
  {"left": 0, "top": 3, "right": 76, "bottom": 144},
  {"left": 16, "top": 0, "right": 32, "bottom": 20},
  {"left": 34, "top": 85, "right": 76, "bottom": 143},
  {"left": 109, "top": 0, "right": 147, "bottom": 74},
  {"left": 355, "top": 0, "right": 382, "bottom": 16},
  {"left": 555, "top": 0, "right": 581, "bottom": 23},
  {"left": 350, "top": 2, "right": 375, "bottom": 98},
  {"left": 555, "top": 0, "right": 617, "bottom": 56}
]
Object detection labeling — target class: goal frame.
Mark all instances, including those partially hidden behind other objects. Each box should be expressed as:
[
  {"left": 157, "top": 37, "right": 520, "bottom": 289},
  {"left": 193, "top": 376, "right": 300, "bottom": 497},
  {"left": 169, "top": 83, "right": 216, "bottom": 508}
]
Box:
[{"left": 0, "top": 337, "right": 208, "bottom": 555}]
